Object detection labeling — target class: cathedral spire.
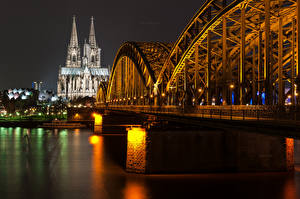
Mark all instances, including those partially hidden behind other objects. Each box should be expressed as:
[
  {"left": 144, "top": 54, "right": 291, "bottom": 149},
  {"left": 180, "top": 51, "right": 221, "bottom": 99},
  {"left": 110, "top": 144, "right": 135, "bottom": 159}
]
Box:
[
  {"left": 70, "top": 15, "right": 79, "bottom": 47},
  {"left": 66, "top": 15, "right": 81, "bottom": 68},
  {"left": 89, "top": 16, "right": 97, "bottom": 47}
]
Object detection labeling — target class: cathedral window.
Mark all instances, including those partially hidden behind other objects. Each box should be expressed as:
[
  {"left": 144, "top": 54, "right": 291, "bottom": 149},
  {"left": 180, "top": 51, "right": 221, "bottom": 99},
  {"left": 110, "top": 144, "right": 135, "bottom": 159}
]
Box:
[
  {"left": 91, "top": 56, "right": 95, "bottom": 63},
  {"left": 72, "top": 55, "right": 76, "bottom": 62}
]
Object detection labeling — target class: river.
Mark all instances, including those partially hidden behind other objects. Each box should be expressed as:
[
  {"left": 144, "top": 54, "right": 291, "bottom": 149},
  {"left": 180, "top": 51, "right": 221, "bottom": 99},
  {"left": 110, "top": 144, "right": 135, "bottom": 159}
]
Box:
[{"left": 0, "top": 126, "right": 299, "bottom": 199}]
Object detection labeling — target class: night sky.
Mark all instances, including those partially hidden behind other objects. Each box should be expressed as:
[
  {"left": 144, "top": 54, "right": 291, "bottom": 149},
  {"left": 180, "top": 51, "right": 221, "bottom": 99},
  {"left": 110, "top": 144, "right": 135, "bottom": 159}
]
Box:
[{"left": 0, "top": 0, "right": 203, "bottom": 91}]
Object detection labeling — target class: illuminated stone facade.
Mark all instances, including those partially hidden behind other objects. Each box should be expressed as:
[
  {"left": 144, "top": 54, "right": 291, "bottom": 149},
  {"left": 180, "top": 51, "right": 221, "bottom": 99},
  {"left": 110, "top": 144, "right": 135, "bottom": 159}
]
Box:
[
  {"left": 57, "top": 16, "right": 109, "bottom": 100},
  {"left": 126, "top": 127, "right": 148, "bottom": 173}
]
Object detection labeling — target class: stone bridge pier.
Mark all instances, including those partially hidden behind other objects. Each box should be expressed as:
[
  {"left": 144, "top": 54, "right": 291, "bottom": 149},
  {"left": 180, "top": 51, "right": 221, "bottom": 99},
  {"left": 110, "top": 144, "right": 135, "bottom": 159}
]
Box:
[{"left": 126, "top": 127, "right": 294, "bottom": 174}]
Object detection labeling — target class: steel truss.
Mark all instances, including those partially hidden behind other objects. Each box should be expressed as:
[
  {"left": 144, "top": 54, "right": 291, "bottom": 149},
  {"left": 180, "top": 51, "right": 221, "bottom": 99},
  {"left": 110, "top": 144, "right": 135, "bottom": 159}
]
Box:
[
  {"left": 103, "top": 42, "right": 172, "bottom": 105},
  {"left": 98, "top": 0, "right": 300, "bottom": 107}
]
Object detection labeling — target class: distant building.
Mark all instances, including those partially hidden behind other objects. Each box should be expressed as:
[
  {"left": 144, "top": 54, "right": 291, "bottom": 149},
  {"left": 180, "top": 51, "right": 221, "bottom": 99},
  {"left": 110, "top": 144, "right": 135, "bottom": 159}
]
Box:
[
  {"left": 38, "top": 90, "right": 58, "bottom": 102},
  {"left": 57, "top": 16, "right": 109, "bottom": 100},
  {"left": 32, "top": 81, "right": 43, "bottom": 91}
]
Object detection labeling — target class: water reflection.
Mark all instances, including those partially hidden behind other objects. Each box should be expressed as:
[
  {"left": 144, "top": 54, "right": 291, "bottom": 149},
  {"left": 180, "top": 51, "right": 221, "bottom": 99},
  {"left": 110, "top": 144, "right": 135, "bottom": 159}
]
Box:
[
  {"left": 283, "top": 175, "right": 297, "bottom": 199},
  {"left": 90, "top": 135, "right": 104, "bottom": 199},
  {"left": 0, "top": 127, "right": 300, "bottom": 199},
  {"left": 124, "top": 178, "right": 148, "bottom": 199}
]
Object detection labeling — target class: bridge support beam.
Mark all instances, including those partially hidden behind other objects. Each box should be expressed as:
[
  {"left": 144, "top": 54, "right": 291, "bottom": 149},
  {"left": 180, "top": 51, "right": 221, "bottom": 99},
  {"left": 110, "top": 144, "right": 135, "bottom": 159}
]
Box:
[
  {"left": 278, "top": 17, "right": 284, "bottom": 106},
  {"left": 252, "top": 47, "right": 257, "bottom": 105},
  {"left": 222, "top": 18, "right": 229, "bottom": 105},
  {"left": 153, "top": 83, "right": 160, "bottom": 106},
  {"left": 292, "top": 19, "right": 296, "bottom": 106},
  {"left": 175, "top": 76, "right": 179, "bottom": 106},
  {"left": 239, "top": 4, "right": 246, "bottom": 105},
  {"left": 154, "top": 96, "right": 159, "bottom": 106},
  {"left": 184, "top": 60, "right": 193, "bottom": 107},
  {"left": 195, "top": 45, "right": 200, "bottom": 105},
  {"left": 257, "top": 31, "right": 262, "bottom": 105},
  {"left": 297, "top": 0, "right": 300, "bottom": 104},
  {"left": 206, "top": 30, "right": 212, "bottom": 105},
  {"left": 184, "top": 61, "right": 188, "bottom": 106},
  {"left": 264, "top": 0, "right": 273, "bottom": 105}
]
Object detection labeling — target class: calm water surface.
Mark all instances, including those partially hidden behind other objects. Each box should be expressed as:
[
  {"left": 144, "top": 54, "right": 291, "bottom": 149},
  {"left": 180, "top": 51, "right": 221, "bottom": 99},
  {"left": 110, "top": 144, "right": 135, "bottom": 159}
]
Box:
[{"left": 0, "top": 127, "right": 300, "bottom": 199}]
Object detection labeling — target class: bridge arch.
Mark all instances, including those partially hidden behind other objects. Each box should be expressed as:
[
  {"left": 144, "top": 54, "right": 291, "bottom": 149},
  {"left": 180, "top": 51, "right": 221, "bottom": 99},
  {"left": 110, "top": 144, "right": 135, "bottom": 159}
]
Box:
[
  {"left": 157, "top": 0, "right": 299, "bottom": 106},
  {"left": 98, "top": 0, "right": 300, "bottom": 107},
  {"left": 96, "top": 81, "right": 108, "bottom": 105},
  {"left": 106, "top": 42, "right": 172, "bottom": 105}
]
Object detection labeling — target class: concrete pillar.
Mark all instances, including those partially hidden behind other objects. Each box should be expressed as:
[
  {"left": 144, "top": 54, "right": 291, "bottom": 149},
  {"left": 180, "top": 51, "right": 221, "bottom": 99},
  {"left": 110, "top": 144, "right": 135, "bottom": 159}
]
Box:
[{"left": 126, "top": 129, "right": 293, "bottom": 173}]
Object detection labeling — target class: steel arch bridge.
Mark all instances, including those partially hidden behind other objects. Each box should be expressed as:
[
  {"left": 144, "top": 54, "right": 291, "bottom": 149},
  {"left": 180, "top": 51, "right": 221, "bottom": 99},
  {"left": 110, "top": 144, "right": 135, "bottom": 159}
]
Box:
[{"left": 97, "top": 0, "right": 300, "bottom": 116}]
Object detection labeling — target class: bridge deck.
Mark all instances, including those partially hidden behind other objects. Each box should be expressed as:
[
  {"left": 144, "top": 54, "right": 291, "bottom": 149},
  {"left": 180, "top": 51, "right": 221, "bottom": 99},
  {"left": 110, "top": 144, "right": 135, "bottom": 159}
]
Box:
[
  {"left": 94, "top": 105, "right": 300, "bottom": 138},
  {"left": 98, "top": 105, "right": 300, "bottom": 122}
]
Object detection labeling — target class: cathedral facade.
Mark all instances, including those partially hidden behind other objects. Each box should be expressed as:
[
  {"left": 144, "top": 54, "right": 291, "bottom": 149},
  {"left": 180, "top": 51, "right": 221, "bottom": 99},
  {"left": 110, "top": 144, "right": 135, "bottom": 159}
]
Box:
[{"left": 57, "top": 16, "right": 109, "bottom": 100}]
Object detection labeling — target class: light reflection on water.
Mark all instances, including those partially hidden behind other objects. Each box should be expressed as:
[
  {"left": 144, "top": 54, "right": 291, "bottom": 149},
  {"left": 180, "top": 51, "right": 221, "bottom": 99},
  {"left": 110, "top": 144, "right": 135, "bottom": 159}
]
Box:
[
  {"left": 124, "top": 178, "right": 148, "bottom": 199},
  {"left": 0, "top": 127, "right": 299, "bottom": 199},
  {"left": 90, "top": 135, "right": 104, "bottom": 199}
]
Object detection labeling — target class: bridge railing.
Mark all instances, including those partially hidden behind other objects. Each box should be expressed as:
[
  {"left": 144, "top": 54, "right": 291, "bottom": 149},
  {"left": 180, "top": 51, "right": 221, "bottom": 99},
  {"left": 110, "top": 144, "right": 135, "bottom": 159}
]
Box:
[{"left": 101, "top": 105, "right": 300, "bottom": 122}]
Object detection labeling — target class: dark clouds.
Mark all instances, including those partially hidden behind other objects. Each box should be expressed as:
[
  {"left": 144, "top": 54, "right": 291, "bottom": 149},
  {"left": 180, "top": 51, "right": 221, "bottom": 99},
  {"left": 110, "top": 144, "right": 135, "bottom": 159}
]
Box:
[{"left": 0, "top": 0, "right": 203, "bottom": 90}]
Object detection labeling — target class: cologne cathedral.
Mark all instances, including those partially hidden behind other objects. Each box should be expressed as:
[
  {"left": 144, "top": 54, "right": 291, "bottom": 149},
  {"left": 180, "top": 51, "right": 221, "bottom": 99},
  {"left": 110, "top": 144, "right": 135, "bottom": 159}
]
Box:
[{"left": 57, "top": 16, "right": 109, "bottom": 100}]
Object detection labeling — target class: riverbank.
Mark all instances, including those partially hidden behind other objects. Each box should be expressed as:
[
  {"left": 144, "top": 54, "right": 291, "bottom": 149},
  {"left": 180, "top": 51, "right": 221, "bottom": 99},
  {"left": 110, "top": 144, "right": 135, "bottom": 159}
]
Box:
[{"left": 0, "top": 115, "right": 68, "bottom": 127}]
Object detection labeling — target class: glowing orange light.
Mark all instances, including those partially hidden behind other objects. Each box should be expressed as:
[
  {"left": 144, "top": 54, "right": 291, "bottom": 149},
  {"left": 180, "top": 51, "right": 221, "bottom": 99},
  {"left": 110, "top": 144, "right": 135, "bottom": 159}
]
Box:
[
  {"left": 91, "top": 135, "right": 103, "bottom": 198},
  {"left": 93, "top": 113, "right": 103, "bottom": 126},
  {"left": 286, "top": 138, "right": 294, "bottom": 171},
  {"left": 89, "top": 135, "right": 100, "bottom": 145},
  {"left": 127, "top": 127, "right": 146, "bottom": 143},
  {"left": 74, "top": 129, "right": 80, "bottom": 135},
  {"left": 127, "top": 127, "right": 147, "bottom": 172},
  {"left": 124, "top": 181, "right": 148, "bottom": 199},
  {"left": 150, "top": 94, "right": 153, "bottom": 98},
  {"left": 162, "top": 93, "right": 165, "bottom": 97},
  {"left": 74, "top": 113, "right": 80, "bottom": 119},
  {"left": 140, "top": 96, "right": 144, "bottom": 99},
  {"left": 230, "top": 84, "right": 234, "bottom": 89},
  {"left": 198, "top": 88, "right": 202, "bottom": 92}
]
